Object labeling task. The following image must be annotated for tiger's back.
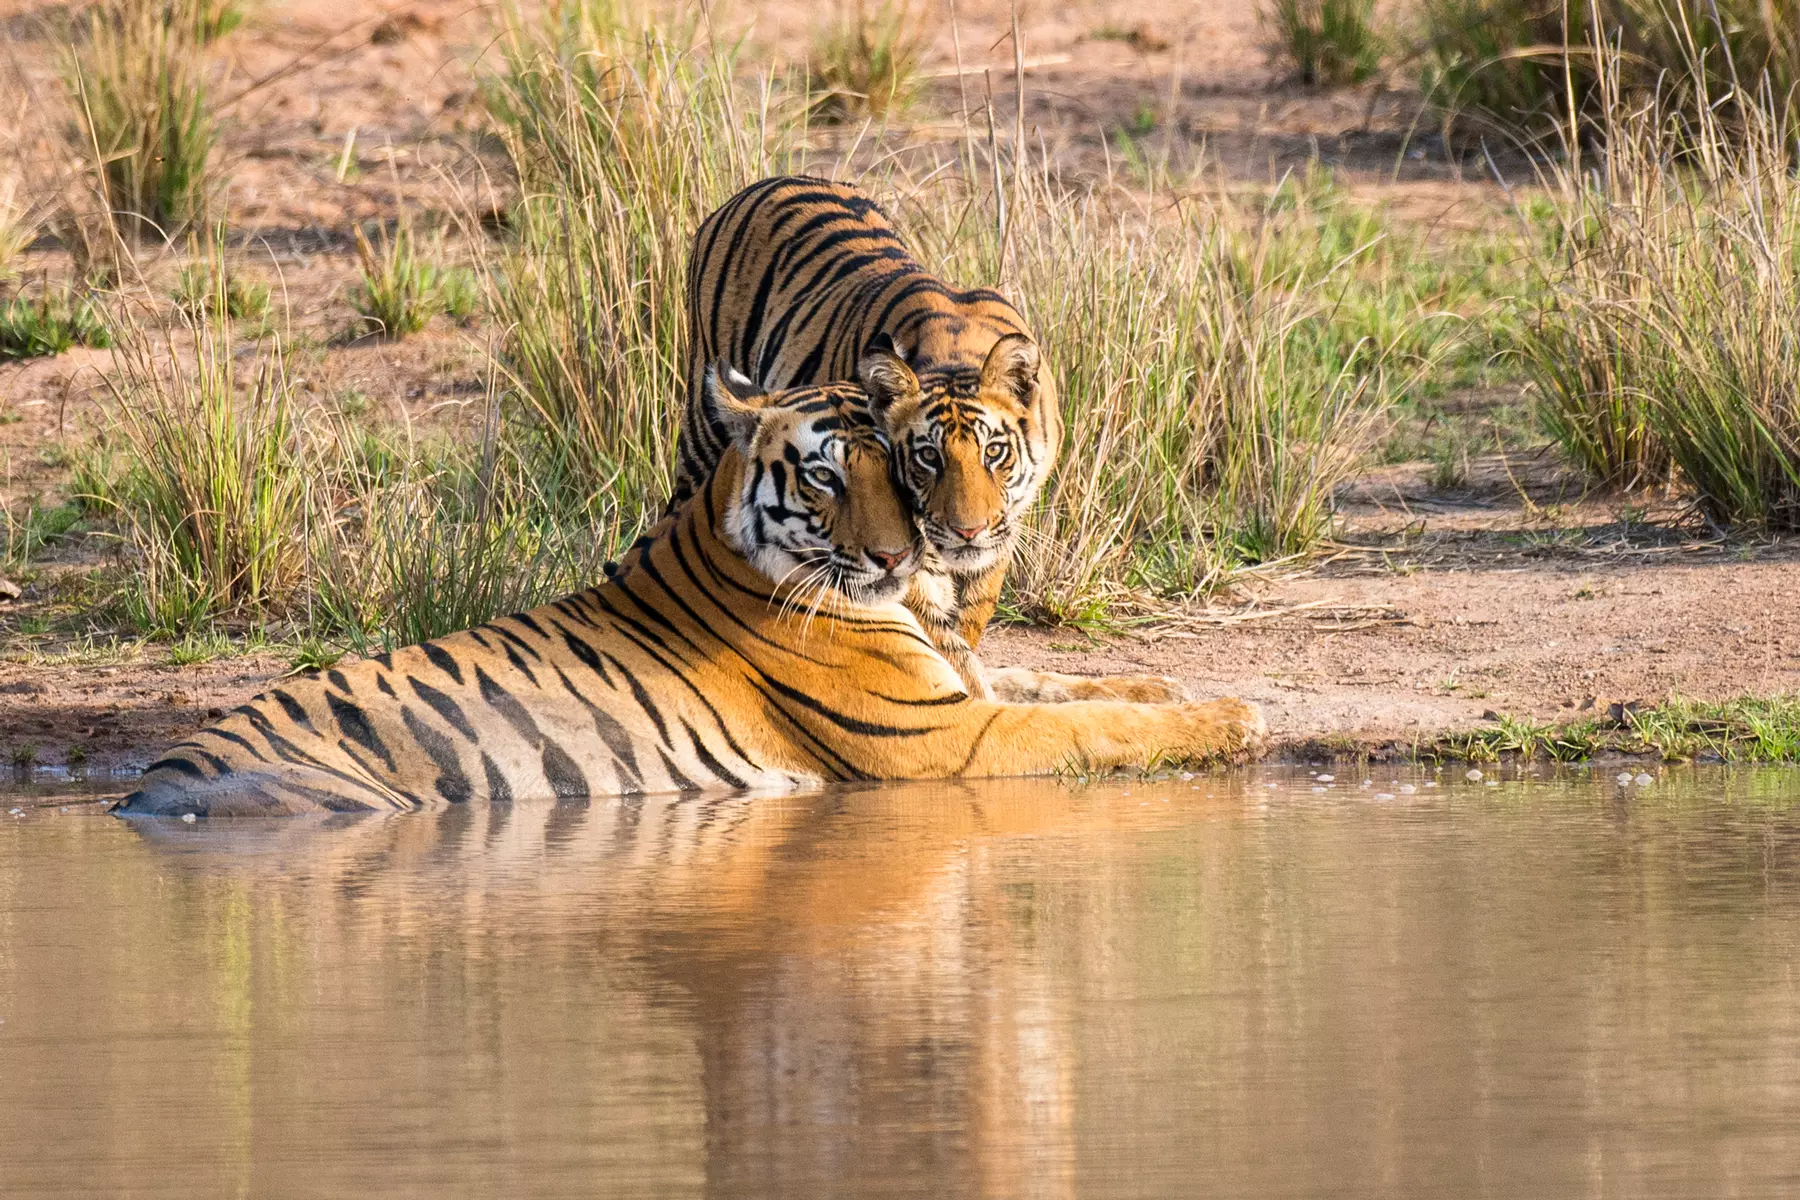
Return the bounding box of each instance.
[678,175,1051,508]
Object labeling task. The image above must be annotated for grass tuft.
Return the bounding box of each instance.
[1264,0,1383,86]
[350,220,445,338]
[1518,53,1800,524]
[91,314,311,636]
[0,290,112,360]
[809,0,927,123]
[63,0,217,240]
[482,2,791,517]
[172,259,270,324]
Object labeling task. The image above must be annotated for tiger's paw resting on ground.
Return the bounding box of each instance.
[984,666,1190,705]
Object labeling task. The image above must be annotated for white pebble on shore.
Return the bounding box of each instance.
[1466,769,1483,782]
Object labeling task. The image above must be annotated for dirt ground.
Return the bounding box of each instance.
[2,0,1795,777]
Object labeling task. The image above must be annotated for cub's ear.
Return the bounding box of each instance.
[857,340,921,414]
[701,361,766,450]
[978,333,1039,403]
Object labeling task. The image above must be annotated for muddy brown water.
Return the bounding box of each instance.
[4,767,1800,1198]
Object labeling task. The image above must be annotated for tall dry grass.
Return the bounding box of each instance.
[1519,55,1800,525]
[809,0,928,121]
[1419,0,1800,139]
[482,0,789,521]
[62,0,218,240]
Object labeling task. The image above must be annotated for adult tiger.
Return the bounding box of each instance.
[681,175,1182,705]
[116,356,1263,818]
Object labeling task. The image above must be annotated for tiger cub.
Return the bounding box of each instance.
[680,175,1184,706]
[116,356,1263,818]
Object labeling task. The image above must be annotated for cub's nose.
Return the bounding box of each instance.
[868,547,913,572]
[948,523,987,543]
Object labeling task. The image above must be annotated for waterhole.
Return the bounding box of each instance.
[4,766,1799,1197]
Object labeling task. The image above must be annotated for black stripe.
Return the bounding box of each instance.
[541,740,589,799]
[682,717,748,789]
[422,642,464,685]
[148,754,207,780]
[481,752,513,804]
[401,705,471,804]
[192,725,271,762]
[657,747,701,792]
[269,688,314,731]
[407,676,477,741]
[327,693,396,772]
[599,649,672,748]
[551,664,642,787]
[475,665,542,745]
[758,671,940,738]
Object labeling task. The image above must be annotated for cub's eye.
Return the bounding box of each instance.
[804,466,839,491]
[913,444,942,471]
[983,442,1010,466]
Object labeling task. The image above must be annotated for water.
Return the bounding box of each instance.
[4,767,1800,1198]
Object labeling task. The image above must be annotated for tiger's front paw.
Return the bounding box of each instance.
[1177,697,1267,763]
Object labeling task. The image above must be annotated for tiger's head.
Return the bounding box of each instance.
[704,363,923,607]
[862,333,1058,575]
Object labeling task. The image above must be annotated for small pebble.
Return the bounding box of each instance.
[1265,782,1279,790]
[1374,792,1396,800]
[1466,769,1483,782]
[7,807,20,816]
[1423,781,1439,788]
[1398,784,1417,794]
[1635,773,1654,787]
[1616,772,1635,785]
[1317,774,1335,783]
[181,813,198,824]
[1311,787,1327,794]
[1179,772,1194,781]
[1486,780,1500,787]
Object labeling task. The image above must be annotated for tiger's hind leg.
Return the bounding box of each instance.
[983,667,1190,705]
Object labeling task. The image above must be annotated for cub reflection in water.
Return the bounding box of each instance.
[116,361,1262,818]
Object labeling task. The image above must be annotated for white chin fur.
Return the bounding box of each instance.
[936,541,1001,572]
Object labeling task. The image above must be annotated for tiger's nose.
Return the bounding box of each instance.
[948,523,987,543]
[868,547,912,572]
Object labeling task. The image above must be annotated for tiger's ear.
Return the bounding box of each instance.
[701,361,766,450]
[857,338,920,415]
[978,333,1039,404]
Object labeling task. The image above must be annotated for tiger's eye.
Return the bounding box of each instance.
[984,442,1008,465]
[914,444,942,470]
[805,467,838,490]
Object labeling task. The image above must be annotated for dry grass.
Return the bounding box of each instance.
[808,0,928,122]
[1518,54,1800,527]
[61,0,218,241]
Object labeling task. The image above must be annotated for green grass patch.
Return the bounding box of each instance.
[1426,697,1800,764]
[0,291,111,360]
[1264,0,1383,86]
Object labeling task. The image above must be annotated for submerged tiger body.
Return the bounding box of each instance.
[116,374,1263,818]
[680,176,1180,705]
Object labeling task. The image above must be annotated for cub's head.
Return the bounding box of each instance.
[704,364,923,606]
[864,333,1058,574]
